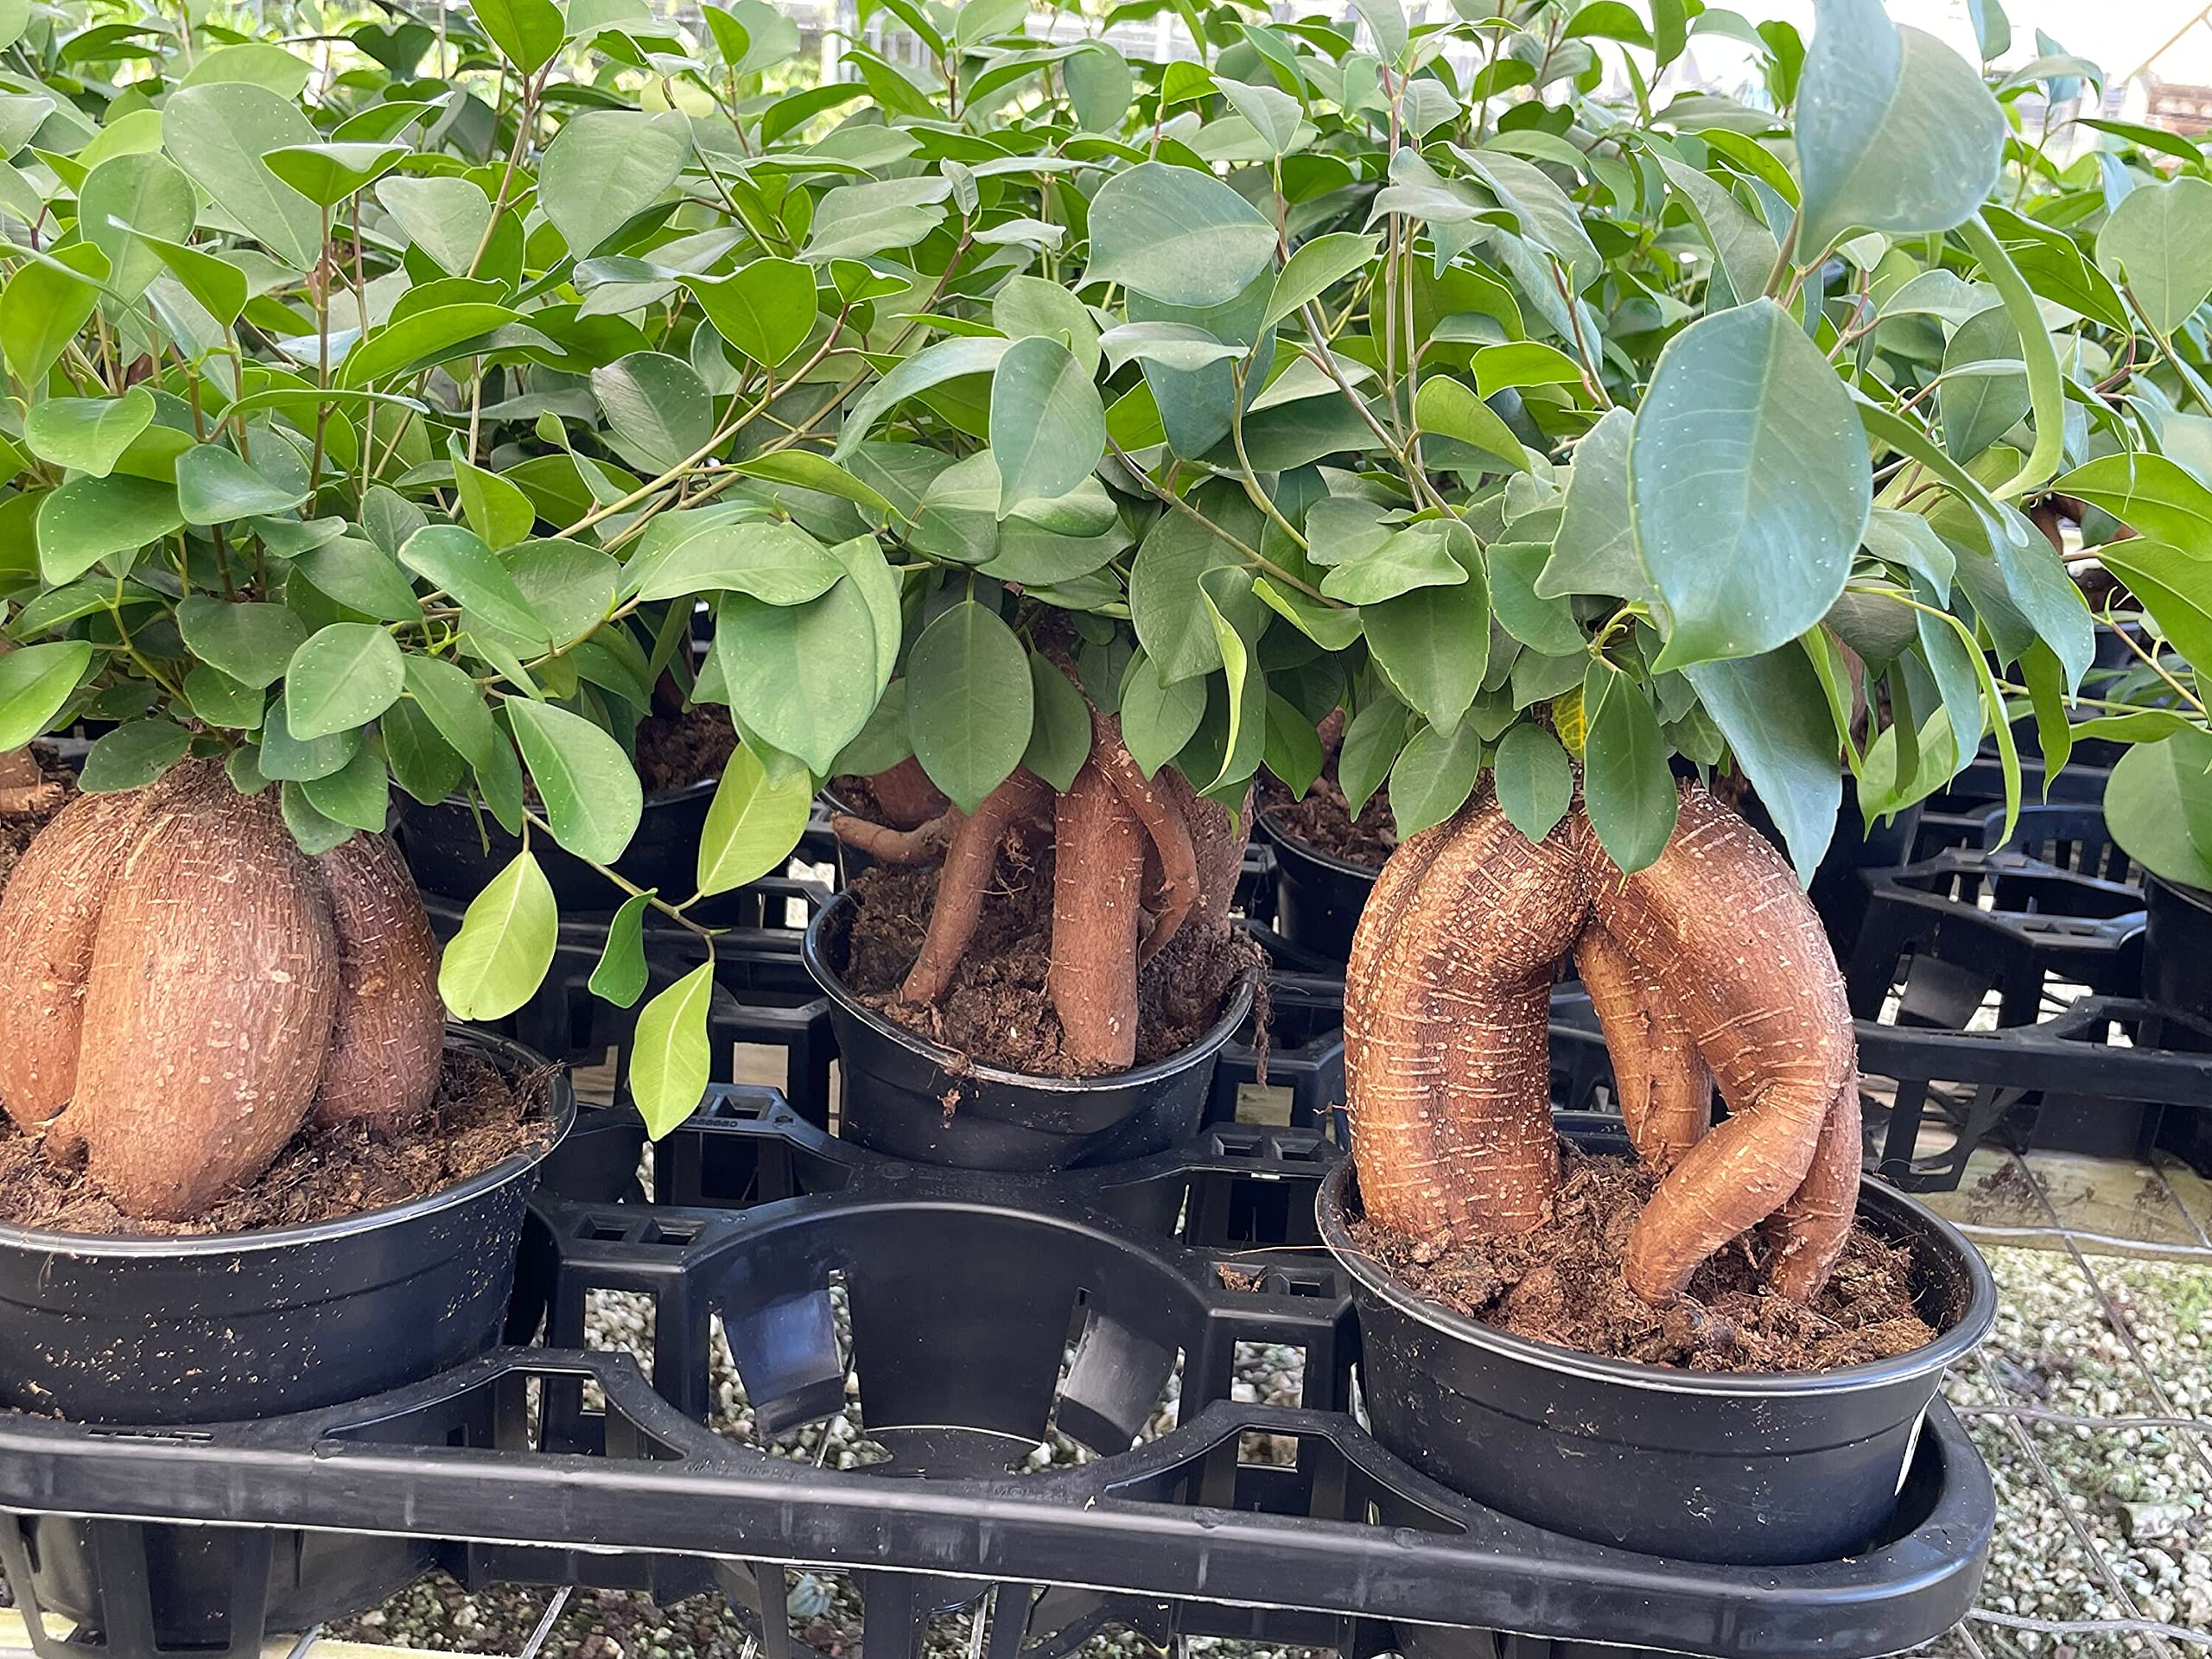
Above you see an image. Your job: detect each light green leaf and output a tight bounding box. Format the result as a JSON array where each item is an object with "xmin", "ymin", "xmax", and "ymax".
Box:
[
  {"xmin": 1682, "ymin": 647, "xmax": 1842, "ymax": 882},
  {"xmin": 1085, "ymin": 161, "xmax": 1280, "ymax": 308},
  {"xmin": 23, "ymin": 388, "xmax": 154, "ymax": 478},
  {"xmin": 264, "ymin": 141, "xmax": 408, "ymax": 207},
  {"xmin": 2101, "ymin": 541, "xmax": 2212, "ymax": 670},
  {"xmin": 1538, "ymin": 407, "xmax": 1646, "ymax": 600},
  {"xmin": 510, "ymin": 699, "xmax": 643, "ymax": 864},
  {"xmin": 714, "ymin": 580, "xmax": 880, "ymax": 774},
  {"xmin": 833, "ymin": 336, "xmax": 1012, "ymax": 460},
  {"xmin": 1630, "ymin": 298, "xmax": 1869, "ymax": 668},
  {"xmin": 2054, "ymin": 453, "xmax": 2212, "ymax": 547},
  {"xmin": 301, "ymin": 742, "xmax": 391, "ymax": 832},
  {"xmin": 625, "ymin": 510, "xmax": 842, "ymax": 605},
  {"xmin": 542, "ymin": 109, "xmax": 692, "ymax": 258},
  {"xmin": 438, "ymin": 849, "xmax": 558, "ymax": 1021},
  {"xmin": 1414, "ymin": 374, "xmax": 1528, "ymax": 472},
  {"xmin": 2, "ymin": 242, "xmax": 105, "ymax": 385},
  {"xmin": 1263, "ymin": 232, "xmax": 1377, "ymax": 328},
  {"xmin": 907, "ymin": 598, "xmax": 1033, "ymax": 812},
  {"xmin": 1022, "ymin": 652, "xmax": 1093, "ymax": 792},
  {"xmin": 180, "ymin": 41, "xmax": 313, "ymax": 97},
  {"xmin": 35, "ymin": 474, "xmax": 182, "ymax": 583},
  {"xmin": 2106, "ymin": 734, "xmax": 2212, "ymax": 891},
  {"xmin": 80, "ymin": 150, "xmax": 194, "ymax": 303},
  {"xmin": 1363, "ymin": 524, "xmax": 1491, "ymax": 729},
  {"xmin": 399, "ymin": 524, "xmax": 551, "ymax": 650},
  {"xmin": 1794, "ymin": 0, "xmax": 2006, "ymax": 255},
  {"xmin": 2095, "ymin": 176, "xmax": 2212, "ymax": 335},
  {"xmin": 477, "ymin": 0, "xmax": 568, "ymax": 73},
  {"xmin": 1120, "ymin": 649, "xmax": 1206, "ymax": 778},
  {"xmin": 0, "ymin": 640, "xmax": 92, "ymax": 749},
  {"xmin": 632, "ymin": 963, "xmax": 715, "ymax": 1138},
  {"xmin": 1339, "ymin": 695, "xmax": 1408, "ymax": 819},
  {"xmin": 162, "ymin": 84, "xmax": 322, "ymax": 270},
  {"xmin": 696, "ymin": 741, "xmax": 811, "ymax": 895},
  {"xmin": 1389, "ymin": 718, "xmax": 1484, "ymax": 836},
  {"xmin": 404, "ymin": 653, "xmax": 503, "ymax": 771},
  {"xmin": 376, "ymin": 176, "xmax": 493, "ymax": 276},
  {"xmin": 454, "ymin": 455, "xmax": 538, "ymax": 550},
  {"xmin": 989, "ymin": 335, "xmax": 1105, "ymax": 516}
]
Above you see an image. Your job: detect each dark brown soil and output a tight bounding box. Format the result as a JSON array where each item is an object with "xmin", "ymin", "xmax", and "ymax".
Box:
[
  {"xmin": 0, "ymin": 1051, "xmax": 556, "ymax": 1237},
  {"xmin": 825, "ymin": 773, "xmax": 884, "ymax": 817},
  {"xmin": 1347, "ymin": 1144, "xmax": 1936, "ymax": 1374},
  {"xmin": 0, "ymin": 746, "xmax": 75, "ymax": 893},
  {"xmin": 636, "ymin": 706, "xmax": 737, "ymax": 794},
  {"xmin": 837, "ymin": 854, "xmax": 1260, "ymax": 1077},
  {"xmin": 1262, "ymin": 774, "xmax": 1396, "ymax": 869}
]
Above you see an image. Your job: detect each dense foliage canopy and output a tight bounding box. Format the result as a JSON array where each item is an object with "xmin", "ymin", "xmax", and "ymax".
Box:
[{"xmin": 0, "ymin": 0, "xmax": 2203, "ymax": 1126}]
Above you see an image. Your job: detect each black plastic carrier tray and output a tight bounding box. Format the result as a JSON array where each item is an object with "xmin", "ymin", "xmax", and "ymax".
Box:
[{"xmin": 0, "ymin": 1100, "xmax": 1992, "ymax": 1659}]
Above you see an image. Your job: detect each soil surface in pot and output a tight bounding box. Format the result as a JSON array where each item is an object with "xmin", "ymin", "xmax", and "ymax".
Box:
[
  {"xmin": 1262, "ymin": 773, "xmax": 1395, "ymax": 868},
  {"xmin": 1346, "ymin": 1142, "xmax": 1934, "ymax": 1373},
  {"xmin": 838, "ymin": 856, "xmax": 1260, "ymax": 1077},
  {"xmin": 636, "ymin": 706, "xmax": 737, "ymax": 793},
  {"xmin": 0, "ymin": 746, "xmax": 75, "ymax": 892},
  {"xmin": 0, "ymin": 1052, "xmax": 554, "ymax": 1238}
]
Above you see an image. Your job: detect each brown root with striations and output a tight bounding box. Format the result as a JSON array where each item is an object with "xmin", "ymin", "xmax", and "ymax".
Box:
[
  {"xmin": 831, "ymin": 700, "xmax": 1253, "ymax": 1071},
  {"xmin": 0, "ymin": 761, "xmax": 448, "ymax": 1221},
  {"xmin": 1345, "ymin": 779, "xmax": 1860, "ymax": 1306}
]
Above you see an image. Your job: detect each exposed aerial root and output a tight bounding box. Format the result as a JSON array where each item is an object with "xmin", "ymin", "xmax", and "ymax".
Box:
[
  {"xmin": 865, "ymin": 757, "xmax": 950, "ymax": 829},
  {"xmin": 1346, "ymin": 779, "xmax": 1861, "ymax": 1304},
  {"xmin": 831, "ymin": 807, "xmax": 963, "ymax": 866},
  {"xmin": 1048, "ymin": 759, "xmax": 1146, "ymax": 1070},
  {"xmin": 898, "ymin": 768, "xmax": 1051, "ymax": 1005}
]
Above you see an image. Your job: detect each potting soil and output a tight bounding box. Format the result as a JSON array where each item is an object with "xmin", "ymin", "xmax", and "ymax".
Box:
[
  {"xmin": 839, "ymin": 855, "xmax": 1259, "ymax": 1077},
  {"xmin": 0, "ymin": 1052, "xmax": 554, "ymax": 1237},
  {"xmin": 1263, "ymin": 773, "xmax": 1396, "ymax": 868},
  {"xmin": 1348, "ymin": 1142, "xmax": 1936, "ymax": 1373}
]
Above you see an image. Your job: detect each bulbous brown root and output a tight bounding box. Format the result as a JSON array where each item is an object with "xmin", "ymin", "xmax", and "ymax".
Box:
[
  {"xmin": 1345, "ymin": 780, "xmax": 1860, "ymax": 1306},
  {"xmin": 0, "ymin": 761, "xmax": 448, "ymax": 1221},
  {"xmin": 836, "ymin": 715, "xmax": 1251, "ymax": 1066},
  {"xmin": 0, "ymin": 747, "xmax": 63, "ymax": 817}
]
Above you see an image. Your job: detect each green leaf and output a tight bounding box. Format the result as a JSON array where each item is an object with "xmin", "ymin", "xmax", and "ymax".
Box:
[
  {"xmin": 1128, "ymin": 492, "xmax": 1268, "ymax": 683},
  {"xmin": 1389, "ymin": 717, "xmax": 1484, "ymax": 836},
  {"xmin": 1682, "ymin": 647, "xmax": 1841, "ymax": 882},
  {"xmin": 1065, "ymin": 41, "xmax": 1134, "ymax": 131},
  {"xmin": 592, "ymin": 352, "xmax": 712, "ymax": 474},
  {"xmin": 176, "ymin": 596, "xmax": 309, "ymax": 690},
  {"xmin": 625, "ymin": 511, "xmax": 842, "ymax": 605},
  {"xmin": 685, "ymin": 257, "xmax": 817, "ymax": 368},
  {"xmin": 179, "ymin": 41, "xmax": 313, "ymax": 97},
  {"xmin": 264, "ymin": 141, "xmax": 408, "ymax": 207},
  {"xmin": 696, "ymin": 741, "xmax": 811, "ymax": 895},
  {"xmin": 833, "ymin": 337, "xmax": 1013, "ymax": 460},
  {"xmin": 285, "ymin": 623, "xmax": 405, "ymax": 741},
  {"xmin": 1319, "ymin": 523, "xmax": 1471, "ymax": 605},
  {"xmin": 1580, "ymin": 665, "xmax": 1678, "ymax": 874},
  {"xmin": 454, "ymin": 455, "xmax": 538, "ymax": 550},
  {"xmin": 35, "ymin": 474, "xmax": 182, "ymax": 583},
  {"xmin": 1363, "ymin": 524, "xmax": 1491, "ymax": 729},
  {"xmin": 477, "ymin": 0, "xmax": 568, "ymax": 73},
  {"xmin": 438, "ymin": 849, "xmax": 558, "ymax": 1021},
  {"xmin": 1263, "ymin": 691, "xmax": 1325, "ymax": 801},
  {"xmin": 1263, "ymin": 232, "xmax": 1377, "ymax": 329},
  {"xmin": 2095, "ymin": 176, "xmax": 2212, "ymax": 335},
  {"xmin": 1413, "ymin": 375, "xmax": 1527, "ymax": 472},
  {"xmin": 162, "ymin": 83, "xmax": 322, "ymax": 270},
  {"xmin": 1472, "ymin": 342, "xmax": 1586, "ymax": 399},
  {"xmin": 79, "ymin": 151, "xmax": 195, "ymax": 303},
  {"xmin": 989, "ymin": 335, "xmax": 1106, "ymax": 515},
  {"xmin": 2106, "ymin": 734, "xmax": 2212, "ymax": 891},
  {"xmin": 1538, "ymin": 407, "xmax": 1646, "ymax": 600},
  {"xmin": 589, "ymin": 891, "xmax": 656, "ymax": 1008},
  {"xmin": 995, "ymin": 275, "xmax": 1104, "ymax": 375},
  {"xmin": 298, "ymin": 537, "xmax": 425, "ymax": 622},
  {"xmin": 1200, "ymin": 588, "xmax": 1266, "ymax": 793},
  {"xmin": 257, "ymin": 702, "xmax": 360, "ymax": 782},
  {"xmin": 1655, "ymin": 154, "xmax": 1779, "ymax": 306},
  {"xmin": 185, "ymin": 664, "xmax": 264, "ymax": 731},
  {"xmin": 1938, "ymin": 305, "xmax": 2030, "ymax": 464},
  {"xmin": 301, "ymin": 741, "xmax": 391, "ymax": 832},
  {"xmin": 376, "ymin": 177, "xmax": 493, "ymax": 276},
  {"xmin": 714, "ymin": 580, "xmax": 880, "ymax": 774},
  {"xmin": 510, "ymin": 700, "xmax": 645, "ymax": 864},
  {"xmin": 1491, "ymin": 721, "xmax": 1573, "ymax": 843},
  {"xmin": 23, "ymin": 387, "xmax": 154, "ymax": 478},
  {"xmin": 0, "ymin": 640, "xmax": 92, "ymax": 748},
  {"xmin": 400, "ymin": 524, "xmax": 551, "ymax": 651},
  {"xmin": 1630, "ymin": 299, "xmax": 1869, "ymax": 668},
  {"xmin": 1793, "ymin": 0, "xmax": 2006, "ymax": 254},
  {"xmin": 631, "ymin": 962, "xmax": 715, "ymax": 1139},
  {"xmin": 138, "ymin": 232, "xmax": 249, "ymax": 325},
  {"xmin": 1085, "ymin": 161, "xmax": 1280, "ymax": 308},
  {"xmin": 280, "ymin": 780, "xmax": 355, "ymax": 856},
  {"xmin": 1022, "ymin": 652, "xmax": 1093, "ymax": 792},
  {"xmin": 177, "ymin": 444, "xmax": 309, "ymax": 524},
  {"xmin": 1339, "ymin": 696, "xmax": 1408, "ymax": 818},
  {"xmin": 906, "ymin": 598, "xmax": 1033, "ymax": 813},
  {"xmin": 2, "ymin": 242, "xmax": 106, "ymax": 385},
  {"xmin": 404, "ymin": 653, "xmax": 502, "ymax": 770},
  {"xmin": 1120, "ymin": 649, "xmax": 1207, "ymax": 778},
  {"xmin": 340, "ymin": 302, "xmax": 531, "ymax": 389},
  {"xmin": 541, "ymin": 109, "xmax": 691, "ymax": 258},
  {"xmin": 383, "ymin": 696, "xmax": 466, "ymax": 804},
  {"xmin": 77, "ymin": 718, "xmax": 191, "ymax": 793},
  {"xmin": 2054, "ymin": 453, "xmax": 2212, "ymax": 547},
  {"xmin": 2101, "ymin": 541, "xmax": 2212, "ymax": 670}
]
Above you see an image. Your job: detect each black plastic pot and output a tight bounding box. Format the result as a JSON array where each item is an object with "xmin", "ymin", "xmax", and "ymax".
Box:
[
  {"xmin": 0, "ymin": 1027, "xmax": 575, "ymax": 1424},
  {"xmin": 802, "ymin": 891, "xmax": 1254, "ymax": 1169},
  {"xmin": 1255, "ymin": 808, "xmax": 1380, "ymax": 963},
  {"xmin": 2145, "ymin": 871, "xmax": 2212, "ymax": 1018},
  {"xmin": 1319, "ymin": 1116, "xmax": 1997, "ymax": 1567},
  {"xmin": 397, "ymin": 779, "xmax": 718, "ymax": 910}
]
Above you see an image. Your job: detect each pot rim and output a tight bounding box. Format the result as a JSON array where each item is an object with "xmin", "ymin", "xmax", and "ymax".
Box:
[
  {"xmin": 2145, "ymin": 869, "xmax": 2212, "ymax": 916},
  {"xmin": 1315, "ymin": 1151, "xmax": 1998, "ymax": 1398},
  {"xmin": 1255, "ymin": 804, "xmax": 1386, "ymax": 884},
  {"xmin": 802, "ymin": 888, "xmax": 1256, "ymax": 1096},
  {"xmin": 0, "ymin": 1027, "xmax": 575, "ymax": 1260}
]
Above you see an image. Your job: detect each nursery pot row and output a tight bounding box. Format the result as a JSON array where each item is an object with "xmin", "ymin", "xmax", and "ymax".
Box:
[
  {"xmin": 397, "ymin": 780, "xmax": 721, "ymax": 910},
  {"xmin": 1318, "ymin": 1117, "xmax": 1997, "ymax": 1567}
]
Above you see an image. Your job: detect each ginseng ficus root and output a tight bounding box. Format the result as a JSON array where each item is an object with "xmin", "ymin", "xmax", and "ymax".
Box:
[
  {"xmin": 1345, "ymin": 779, "xmax": 1860, "ymax": 1306},
  {"xmin": 0, "ymin": 760, "xmax": 445, "ymax": 1221},
  {"xmin": 830, "ymin": 710, "xmax": 1247, "ymax": 1073}
]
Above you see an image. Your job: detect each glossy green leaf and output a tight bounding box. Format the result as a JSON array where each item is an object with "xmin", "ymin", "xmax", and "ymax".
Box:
[
  {"xmin": 1389, "ymin": 717, "xmax": 1484, "ymax": 836},
  {"xmin": 684, "ymin": 258, "xmax": 817, "ymax": 367},
  {"xmin": 2, "ymin": 243, "xmax": 105, "ymax": 385},
  {"xmin": 284, "ymin": 622, "xmax": 404, "ymax": 741},
  {"xmin": 0, "ymin": 639, "xmax": 92, "ymax": 749},
  {"xmin": 589, "ymin": 891, "xmax": 656, "ymax": 1009},
  {"xmin": 511, "ymin": 699, "xmax": 645, "ymax": 863},
  {"xmin": 477, "ymin": 0, "xmax": 567, "ymax": 73},
  {"xmin": 542, "ymin": 109, "xmax": 691, "ymax": 258},
  {"xmin": 2106, "ymin": 734, "xmax": 2212, "ymax": 892},
  {"xmin": 1682, "ymin": 647, "xmax": 1842, "ymax": 882},
  {"xmin": 632, "ymin": 962, "xmax": 715, "ymax": 1138},
  {"xmin": 1491, "ymin": 721, "xmax": 1573, "ymax": 843},
  {"xmin": 439, "ymin": 849, "xmax": 559, "ymax": 1021},
  {"xmin": 2095, "ymin": 176, "xmax": 2212, "ymax": 335},
  {"xmin": 696, "ymin": 741, "xmax": 812, "ymax": 895},
  {"xmin": 176, "ymin": 596, "xmax": 309, "ymax": 690},
  {"xmin": 177, "ymin": 444, "xmax": 310, "ymax": 524},
  {"xmin": 1085, "ymin": 161, "xmax": 1280, "ymax": 308},
  {"xmin": 1580, "ymin": 664, "xmax": 1677, "ymax": 874},
  {"xmin": 906, "ymin": 598, "xmax": 1033, "ymax": 813},
  {"xmin": 36, "ymin": 474, "xmax": 181, "ymax": 583},
  {"xmin": 23, "ymin": 388, "xmax": 154, "ymax": 478},
  {"xmin": 714, "ymin": 580, "xmax": 880, "ymax": 775},
  {"xmin": 1022, "ymin": 651, "xmax": 1093, "ymax": 792},
  {"xmin": 399, "ymin": 525, "xmax": 550, "ymax": 650},
  {"xmin": 162, "ymin": 83, "xmax": 322, "ymax": 270},
  {"xmin": 77, "ymin": 718, "xmax": 191, "ymax": 793},
  {"xmin": 989, "ymin": 335, "xmax": 1106, "ymax": 516},
  {"xmin": 592, "ymin": 352, "xmax": 712, "ymax": 474}
]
